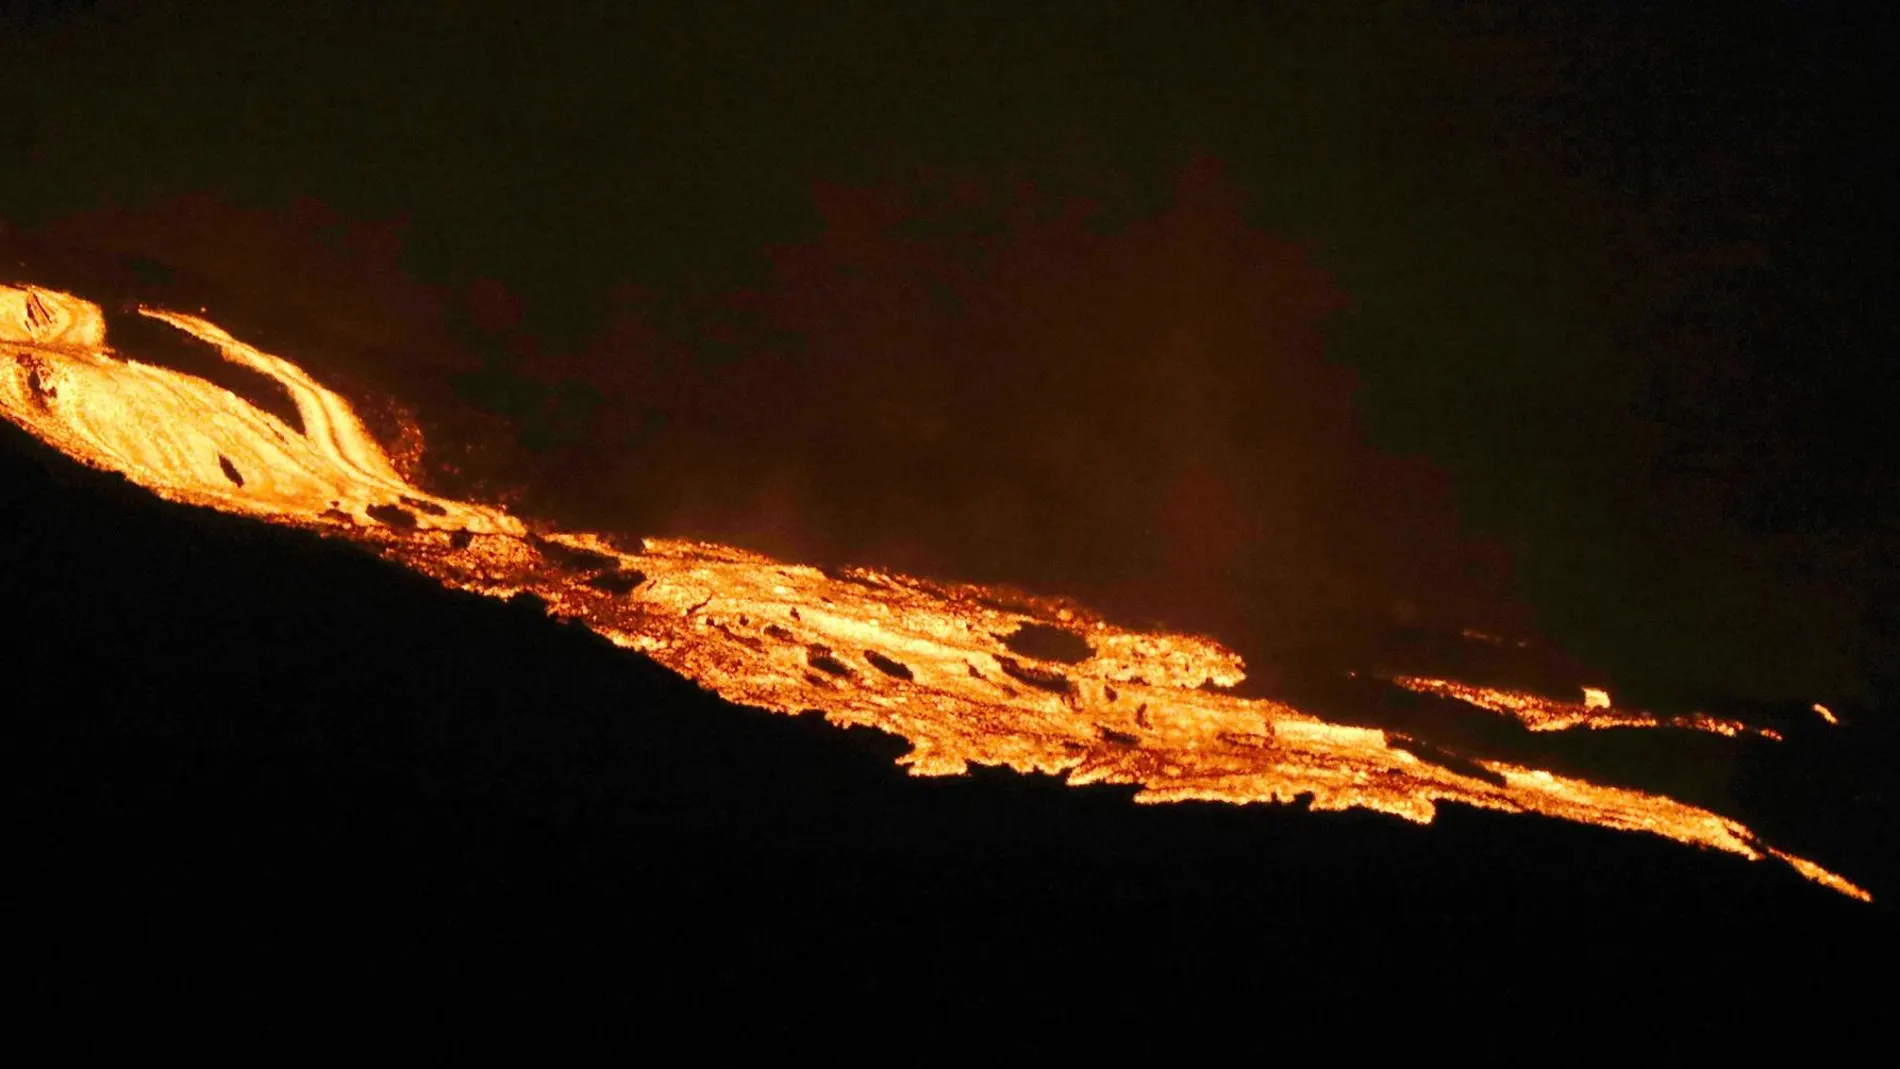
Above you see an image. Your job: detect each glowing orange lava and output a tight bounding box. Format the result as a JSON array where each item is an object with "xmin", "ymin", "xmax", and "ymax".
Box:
[
  {"xmin": 1390, "ymin": 677, "xmax": 1783, "ymax": 740},
  {"xmin": 0, "ymin": 282, "xmax": 1869, "ymax": 901}
]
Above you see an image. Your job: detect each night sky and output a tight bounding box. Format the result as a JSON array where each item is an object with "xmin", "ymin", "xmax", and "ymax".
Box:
[{"xmin": 6, "ymin": 0, "xmax": 1893, "ymax": 707}]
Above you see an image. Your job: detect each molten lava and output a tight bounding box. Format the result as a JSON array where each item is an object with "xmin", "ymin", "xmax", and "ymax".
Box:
[
  {"xmin": 1390, "ymin": 677, "xmax": 1783, "ymax": 740},
  {"xmin": 0, "ymin": 282, "xmax": 1870, "ymax": 901}
]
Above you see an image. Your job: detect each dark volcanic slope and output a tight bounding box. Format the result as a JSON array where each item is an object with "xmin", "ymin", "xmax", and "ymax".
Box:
[{"xmin": 1, "ymin": 422, "xmax": 1888, "ymax": 1050}]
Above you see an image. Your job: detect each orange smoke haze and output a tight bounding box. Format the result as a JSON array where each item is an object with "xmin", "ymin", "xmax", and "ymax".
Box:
[{"xmin": 9, "ymin": 160, "xmax": 1527, "ymax": 677}]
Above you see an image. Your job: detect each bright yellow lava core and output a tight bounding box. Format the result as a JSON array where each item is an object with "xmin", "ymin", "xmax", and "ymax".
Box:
[{"xmin": 0, "ymin": 282, "xmax": 1869, "ymax": 901}]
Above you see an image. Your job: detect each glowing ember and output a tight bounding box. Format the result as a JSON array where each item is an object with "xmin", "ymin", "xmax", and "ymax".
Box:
[
  {"xmin": 0, "ymin": 283, "xmax": 1868, "ymax": 901},
  {"xmin": 1813, "ymin": 703, "xmax": 1841, "ymax": 726}
]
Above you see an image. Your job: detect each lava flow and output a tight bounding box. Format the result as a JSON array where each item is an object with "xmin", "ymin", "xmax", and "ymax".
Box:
[
  {"xmin": 1390, "ymin": 677, "xmax": 1783, "ymax": 740},
  {"xmin": 0, "ymin": 282, "xmax": 1871, "ymax": 901}
]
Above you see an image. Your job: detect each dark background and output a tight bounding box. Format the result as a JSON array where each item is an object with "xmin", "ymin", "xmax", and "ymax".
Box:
[
  {"xmin": 4, "ymin": 0, "xmax": 1895, "ymax": 1049},
  {"xmin": 5, "ymin": 0, "xmax": 1894, "ymax": 705}
]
